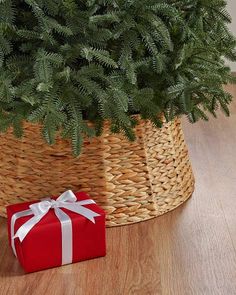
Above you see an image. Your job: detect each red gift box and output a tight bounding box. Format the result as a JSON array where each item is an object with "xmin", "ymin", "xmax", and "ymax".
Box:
[{"xmin": 7, "ymin": 191, "xmax": 106, "ymax": 273}]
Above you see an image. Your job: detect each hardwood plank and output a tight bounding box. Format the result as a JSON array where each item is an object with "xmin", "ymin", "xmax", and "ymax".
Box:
[
  {"xmin": 157, "ymin": 106, "xmax": 236, "ymax": 294},
  {"xmin": 0, "ymin": 218, "xmax": 162, "ymax": 295}
]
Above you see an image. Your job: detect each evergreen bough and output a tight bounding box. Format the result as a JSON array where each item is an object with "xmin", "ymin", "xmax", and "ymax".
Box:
[{"xmin": 0, "ymin": 0, "xmax": 236, "ymax": 155}]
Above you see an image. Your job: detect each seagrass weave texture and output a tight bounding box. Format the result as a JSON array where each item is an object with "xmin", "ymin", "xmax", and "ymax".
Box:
[{"xmin": 0, "ymin": 118, "xmax": 194, "ymax": 227}]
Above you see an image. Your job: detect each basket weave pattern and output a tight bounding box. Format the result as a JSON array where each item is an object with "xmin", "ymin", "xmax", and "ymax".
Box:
[{"xmin": 0, "ymin": 118, "xmax": 194, "ymax": 226}]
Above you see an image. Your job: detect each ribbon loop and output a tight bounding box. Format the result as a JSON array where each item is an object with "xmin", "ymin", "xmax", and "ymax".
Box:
[
  {"xmin": 30, "ymin": 200, "xmax": 51, "ymax": 215},
  {"xmin": 57, "ymin": 190, "xmax": 77, "ymax": 203}
]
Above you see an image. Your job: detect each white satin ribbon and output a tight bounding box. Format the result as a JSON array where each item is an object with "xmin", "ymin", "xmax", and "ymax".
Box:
[{"xmin": 10, "ymin": 190, "xmax": 100, "ymax": 265}]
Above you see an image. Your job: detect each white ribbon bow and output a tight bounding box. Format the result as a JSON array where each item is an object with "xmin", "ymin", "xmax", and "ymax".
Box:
[{"xmin": 11, "ymin": 190, "xmax": 100, "ymax": 265}]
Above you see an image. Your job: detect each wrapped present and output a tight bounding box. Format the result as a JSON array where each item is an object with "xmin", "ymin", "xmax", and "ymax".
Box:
[{"xmin": 7, "ymin": 190, "xmax": 106, "ymax": 273}]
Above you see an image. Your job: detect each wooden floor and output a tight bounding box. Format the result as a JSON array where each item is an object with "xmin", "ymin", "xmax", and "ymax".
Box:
[{"xmin": 1, "ymin": 85, "xmax": 236, "ymax": 295}]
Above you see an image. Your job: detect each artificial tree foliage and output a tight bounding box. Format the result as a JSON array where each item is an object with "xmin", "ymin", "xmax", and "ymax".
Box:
[{"xmin": 0, "ymin": 0, "xmax": 236, "ymax": 155}]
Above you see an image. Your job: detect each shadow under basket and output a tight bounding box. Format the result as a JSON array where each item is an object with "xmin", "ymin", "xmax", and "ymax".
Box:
[{"xmin": 0, "ymin": 118, "xmax": 194, "ymax": 227}]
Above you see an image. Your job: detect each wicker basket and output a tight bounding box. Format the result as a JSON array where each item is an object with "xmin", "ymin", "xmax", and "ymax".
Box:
[{"xmin": 0, "ymin": 117, "xmax": 194, "ymax": 227}]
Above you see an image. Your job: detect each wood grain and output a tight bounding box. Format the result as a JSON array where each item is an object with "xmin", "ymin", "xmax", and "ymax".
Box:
[{"xmin": 1, "ymin": 84, "xmax": 236, "ymax": 295}]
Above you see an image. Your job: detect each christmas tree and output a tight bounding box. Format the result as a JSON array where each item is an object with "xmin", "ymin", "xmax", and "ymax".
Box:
[{"xmin": 0, "ymin": 0, "xmax": 236, "ymax": 155}]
